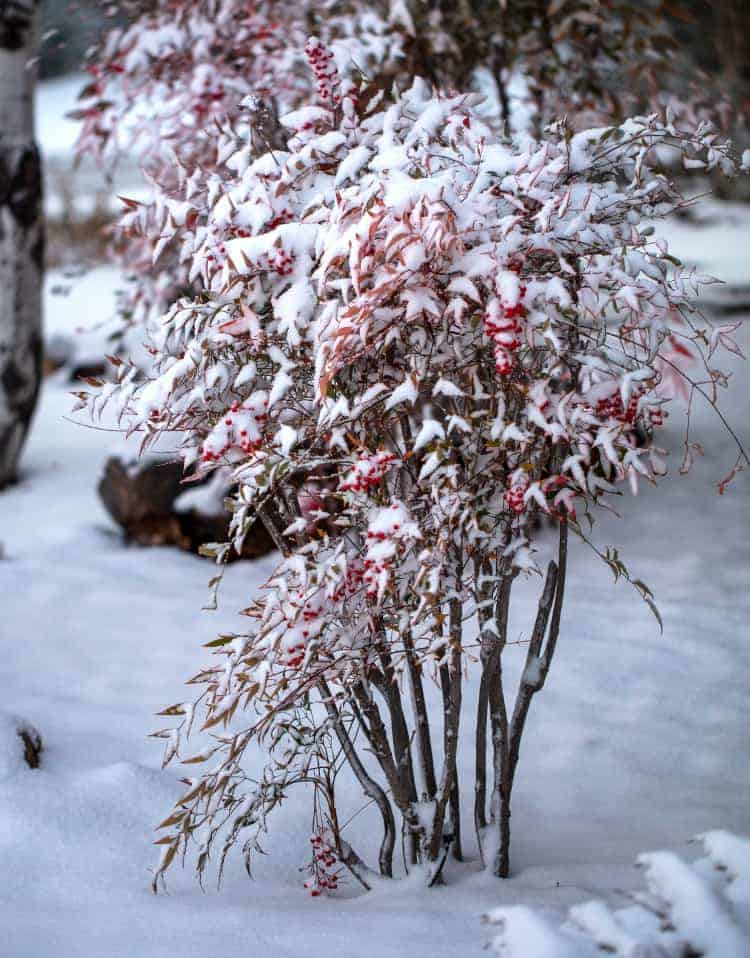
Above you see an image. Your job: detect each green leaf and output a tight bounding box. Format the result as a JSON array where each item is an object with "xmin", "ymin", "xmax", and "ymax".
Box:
[{"xmin": 204, "ymin": 634, "xmax": 235, "ymax": 648}]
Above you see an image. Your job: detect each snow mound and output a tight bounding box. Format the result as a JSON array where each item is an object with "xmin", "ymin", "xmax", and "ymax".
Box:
[
  {"xmin": 486, "ymin": 831, "xmax": 750, "ymax": 957},
  {"xmin": 0, "ymin": 713, "xmax": 42, "ymax": 780}
]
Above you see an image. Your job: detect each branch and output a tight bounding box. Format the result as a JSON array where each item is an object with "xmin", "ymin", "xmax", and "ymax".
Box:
[
  {"xmin": 404, "ymin": 631, "xmax": 438, "ymax": 799},
  {"xmin": 507, "ymin": 559, "xmax": 558, "ymax": 791},
  {"xmin": 318, "ymin": 678, "xmax": 395, "ymax": 878}
]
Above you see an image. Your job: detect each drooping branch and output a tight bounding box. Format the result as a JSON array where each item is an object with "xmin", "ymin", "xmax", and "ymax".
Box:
[{"xmin": 318, "ymin": 678, "xmax": 396, "ymax": 878}]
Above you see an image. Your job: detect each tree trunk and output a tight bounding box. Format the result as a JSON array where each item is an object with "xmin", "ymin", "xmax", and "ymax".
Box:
[{"xmin": 0, "ymin": 0, "xmax": 43, "ymax": 488}]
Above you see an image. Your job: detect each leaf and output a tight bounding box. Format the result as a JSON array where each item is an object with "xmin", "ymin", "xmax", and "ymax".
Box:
[
  {"xmin": 632, "ymin": 578, "xmax": 654, "ymax": 600},
  {"xmin": 203, "ymin": 634, "xmax": 235, "ymax": 648},
  {"xmin": 156, "ymin": 703, "xmax": 185, "ymax": 716},
  {"xmin": 644, "ymin": 597, "xmax": 664, "ymax": 634},
  {"xmin": 180, "ymin": 750, "xmax": 215, "ymax": 765},
  {"xmin": 157, "ymin": 812, "xmax": 186, "ymax": 830}
]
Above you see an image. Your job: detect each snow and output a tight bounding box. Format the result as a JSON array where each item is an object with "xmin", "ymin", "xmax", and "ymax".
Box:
[
  {"xmin": 1, "ymin": 204, "xmax": 749, "ymax": 953},
  {"xmin": 174, "ymin": 469, "xmax": 230, "ymax": 518},
  {"xmin": 35, "ymin": 73, "xmax": 86, "ymax": 158},
  {"xmin": 488, "ymin": 833, "xmax": 750, "ymax": 955},
  {"xmin": 702, "ymin": 830, "xmax": 750, "ymax": 902},
  {"xmin": 37, "ymin": 75, "xmax": 144, "ymax": 222},
  {"xmin": 486, "ymin": 906, "xmax": 588, "ymax": 958},
  {"xmin": 44, "ymin": 267, "xmax": 121, "ymax": 367},
  {"xmin": 637, "ymin": 850, "xmax": 748, "ymax": 957}
]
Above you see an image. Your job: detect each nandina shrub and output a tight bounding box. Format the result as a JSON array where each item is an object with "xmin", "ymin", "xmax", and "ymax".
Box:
[{"xmin": 81, "ymin": 39, "xmax": 747, "ymax": 893}]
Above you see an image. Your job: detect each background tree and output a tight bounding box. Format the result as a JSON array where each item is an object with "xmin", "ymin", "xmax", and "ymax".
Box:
[
  {"xmin": 38, "ymin": 0, "xmax": 125, "ymax": 80},
  {"xmin": 0, "ymin": 0, "xmax": 43, "ymax": 488}
]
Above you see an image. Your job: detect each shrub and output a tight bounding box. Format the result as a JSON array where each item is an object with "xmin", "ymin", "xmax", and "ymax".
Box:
[{"xmin": 79, "ymin": 37, "xmax": 747, "ymax": 892}]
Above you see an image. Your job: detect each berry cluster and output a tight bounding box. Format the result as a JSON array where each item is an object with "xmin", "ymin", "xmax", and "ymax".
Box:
[
  {"xmin": 266, "ymin": 208, "xmax": 294, "ymax": 231},
  {"xmin": 484, "ymin": 291, "xmax": 526, "ymax": 377},
  {"xmin": 302, "ymin": 602, "xmax": 320, "ymax": 624},
  {"xmin": 305, "ymin": 37, "xmax": 340, "ymax": 107},
  {"xmin": 304, "ymin": 833, "xmax": 341, "ymax": 896},
  {"xmin": 190, "ymin": 65, "xmax": 228, "ymax": 120},
  {"xmin": 277, "ymin": 590, "xmax": 327, "ymax": 668},
  {"xmin": 202, "ymin": 238, "xmax": 229, "ymax": 271},
  {"xmin": 363, "ymin": 554, "xmax": 393, "ymax": 597},
  {"xmin": 199, "ymin": 395, "xmax": 269, "ymax": 463},
  {"xmin": 363, "ymin": 504, "xmax": 408, "ymax": 598},
  {"xmin": 595, "ymin": 389, "xmax": 642, "ymax": 425},
  {"xmin": 262, "ymin": 247, "xmax": 295, "ymax": 276},
  {"xmin": 285, "ymin": 643, "xmax": 306, "ymax": 668},
  {"xmin": 648, "ymin": 406, "xmax": 665, "ymax": 429},
  {"xmin": 340, "ymin": 451, "xmax": 397, "ymax": 492},
  {"xmin": 331, "ymin": 559, "xmax": 366, "ymax": 602},
  {"xmin": 230, "ymin": 207, "xmax": 294, "ymax": 237},
  {"xmin": 541, "ymin": 475, "xmax": 576, "ymax": 519},
  {"xmin": 505, "ymin": 472, "xmax": 529, "ymax": 515}
]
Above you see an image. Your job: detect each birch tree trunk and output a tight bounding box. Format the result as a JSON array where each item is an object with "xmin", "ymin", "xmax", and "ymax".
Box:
[{"xmin": 0, "ymin": 0, "xmax": 43, "ymax": 488}]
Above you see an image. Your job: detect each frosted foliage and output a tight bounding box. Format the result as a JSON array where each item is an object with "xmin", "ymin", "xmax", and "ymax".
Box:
[
  {"xmin": 487, "ymin": 831, "xmax": 750, "ymax": 958},
  {"xmin": 74, "ymin": 0, "xmax": 405, "ymax": 333},
  {"xmin": 77, "ymin": 37, "xmax": 746, "ymax": 894},
  {"xmin": 74, "ymin": 1, "xmax": 720, "ymax": 343}
]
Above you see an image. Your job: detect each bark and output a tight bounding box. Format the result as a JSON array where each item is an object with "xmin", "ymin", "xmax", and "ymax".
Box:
[
  {"xmin": 0, "ymin": 0, "xmax": 43, "ymax": 487},
  {"xmin": 440, "ymin": 596, "xmax": 463, "ymax": 861},
  {"xmin": 427, "ymin": 591, "xmax": 463, "ymax": 868},
  {"xmin": 494, "ymin": 560, "xmax": 557, "ymax": 877},
  {"xmin": 374, "ymin": 661, "xmax": 419, "ymax": 807},
  {"xmin": 474, "ymin": 670, "xmax": 488, "ymax": 840},
  {"xmin": 404, "ymin": 631, "xmax": 437, "ymax": 801},
  {"xmin": 475, "ymin": 564, "xmax": 513, "ymax": 864},
  {"xmin": 351, "ymin": 677, "xmax": 425, "ymax": 868},
  {"xmin": 370, "ymin": 622, "xmax": 421, "ymax": 862},
  {"xmin": 494, "ymin": 521, "xmax": 568, "ymax": 878}
]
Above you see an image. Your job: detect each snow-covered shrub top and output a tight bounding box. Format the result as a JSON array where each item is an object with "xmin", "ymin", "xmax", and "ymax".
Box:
[
  {"xmin": 486, "ymin": 830, "xmax": 750, "ymax": 958},
  {"xmin": 81, "ymin": 45, "xmax": 745, "ymax": 886},
  {"xmin": 75, "ymin": 2, "xmax": 741, "ymax": 364},
  {"xmin": 91, "ymin": 63, "xmax": 740, "ymax": 546},
  {"xmin": 74, "ymin": 1, "xmax": 406, "ymax": 332},
  {"xmin": 75, "ymin": 1, "xmax": 403, "ymax": 170}
]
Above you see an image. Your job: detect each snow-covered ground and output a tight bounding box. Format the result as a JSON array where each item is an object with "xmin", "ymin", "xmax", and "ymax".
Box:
[{"xmin": 1, "ymin": 199, "xmax": 749, "ymax": 954}]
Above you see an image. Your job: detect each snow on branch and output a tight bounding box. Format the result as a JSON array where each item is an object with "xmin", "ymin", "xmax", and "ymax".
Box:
[{"xmin": 486, "ymin": 831, "xmax": 750, "ymax": 958}]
